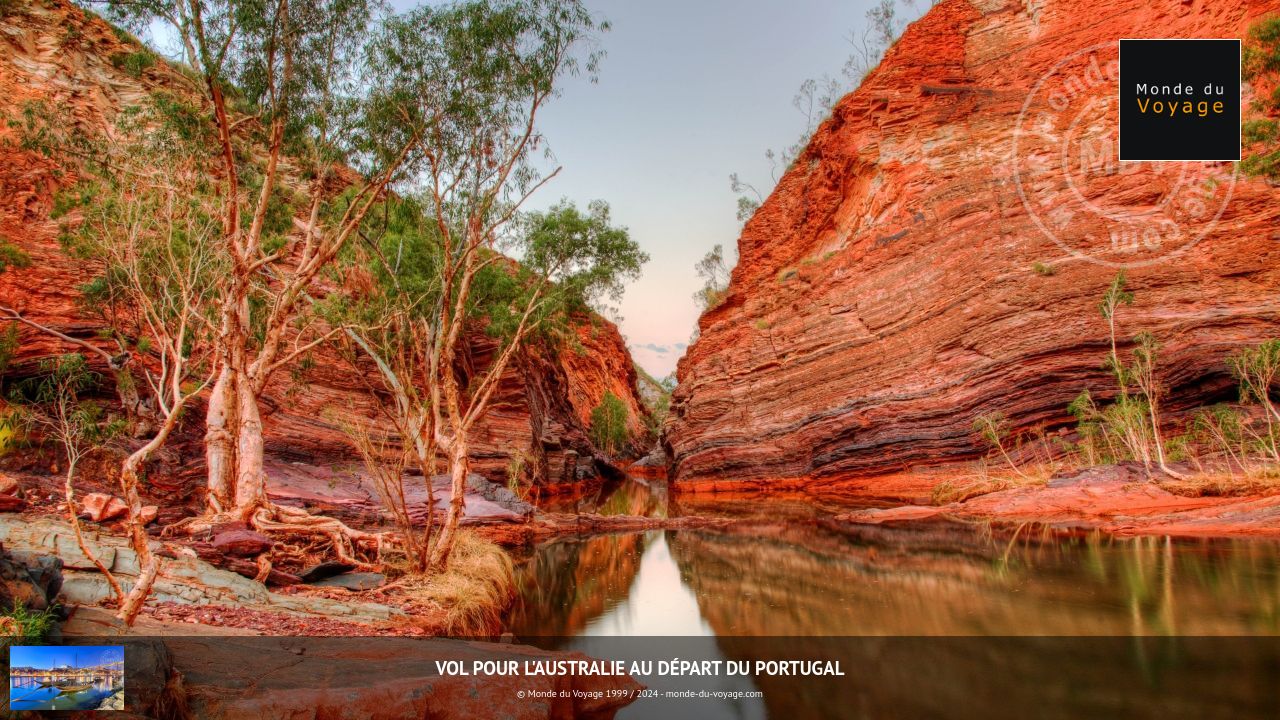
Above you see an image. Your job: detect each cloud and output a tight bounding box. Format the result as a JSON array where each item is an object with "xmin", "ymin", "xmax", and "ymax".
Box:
[
  {"xmin": 674, "ymin": 343, "xmax": 687, "ymax": 350},
  {"xmin": 635, "ymin": 343, "xmax": 671, "ymax": 354}
]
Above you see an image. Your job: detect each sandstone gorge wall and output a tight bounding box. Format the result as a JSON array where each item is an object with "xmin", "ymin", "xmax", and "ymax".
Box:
[
  {"xmin": 667, "ymin": 0, "xmax": 1280, "ymax": 487},
  {"xmin": 0, "ymin": 0, "xmax": 648, "ymax": 491}
]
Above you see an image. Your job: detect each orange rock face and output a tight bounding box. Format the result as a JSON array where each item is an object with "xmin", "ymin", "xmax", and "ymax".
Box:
[
  {"xmin": 668, "ymin": 0, "xmax": 1280, "ymax": 486},
  {"xmin": 0, "ymin": 1, "xmax": 647, "ymax": 492}
]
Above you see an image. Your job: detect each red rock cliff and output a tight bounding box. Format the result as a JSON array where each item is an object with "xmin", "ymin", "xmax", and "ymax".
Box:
[
  {"xmin": 668, "ymin": 0, "xmax": 1280, "ymax": 487},
  {"xmin": 0, "ymin": 0, "xmax": 648, "ymax": 490}
]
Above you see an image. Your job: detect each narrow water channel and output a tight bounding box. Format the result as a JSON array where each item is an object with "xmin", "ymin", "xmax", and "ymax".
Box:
[
  {"xmin": 511, "ymin": 477, "xmax": 1280, "ymax": 638},
  {"xmin": 506, "ymin": 477, "xmax": 1280, "ymax": 718}
]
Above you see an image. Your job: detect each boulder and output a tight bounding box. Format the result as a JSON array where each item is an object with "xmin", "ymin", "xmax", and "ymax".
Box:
[
  {"xmin": 0, "ymin": 545, "xmax": 62, "ymax": 612},
  {"xmin": 80, "ymin": 493, "xmax": 128, "ymax": 523},
  {"xmin": 0, "ymin": 494, "xmax": 25, "ymax": 512},
  {"xmin": 136, "ymin": 505, "xmax": 159, "ymax": 525},
  {"xmin": 0, "ymin": 474, "xmax": 19, "ymax": 495},
  {"xmin": 464, "ymin": 473, "xmax": 535, "ymax": 519},
  {"xmin": 210, "ymin": 529, "xmax": 273, "ymax": 557}
]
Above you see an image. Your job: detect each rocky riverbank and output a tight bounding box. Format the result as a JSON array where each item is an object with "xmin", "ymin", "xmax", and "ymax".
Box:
[{"xmin": 833, "ymin": 465, "xmax": 1280, "ymax": 539}]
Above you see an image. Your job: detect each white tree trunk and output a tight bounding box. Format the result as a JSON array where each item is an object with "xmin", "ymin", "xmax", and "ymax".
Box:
[
  {"xmin": 430, "ymin": 438, "xmax": 469, "ymax": 571},
  {"xmin": 233, "ymin": 377, "xmax": 267, "ymax": 520},
  {"xmin": 204, "ymin": 368, "xmax": 236, "ymax": 512}
]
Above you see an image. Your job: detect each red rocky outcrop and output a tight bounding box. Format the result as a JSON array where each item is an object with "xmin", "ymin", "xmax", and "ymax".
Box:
[
  {"xmin": 668, "ymin": 0, "xmax": 1280, "ymax": 487},
  {"xmin": 0, "ymin": 1, "xmax": 648, "ymax": 498}
]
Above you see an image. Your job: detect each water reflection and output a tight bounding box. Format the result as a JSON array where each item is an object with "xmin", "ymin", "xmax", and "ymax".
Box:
[
  {"xmin": 535, "ymin": 475, "xmax": 668, "ymax": 517},
  {"xmin": 8, "ymin": 677, "xmax": 118, "ymax": 711},
  {"xmin": 515, "ymin": 478, "xmax": 1280, "ymax": 637},
  {"xmin": 509, "ymin": 479, "xmax": 1280, "ymax": 718},
  {"xmin": 668, "ymin": 526, "xmax": 1280, "ymax": 636}
]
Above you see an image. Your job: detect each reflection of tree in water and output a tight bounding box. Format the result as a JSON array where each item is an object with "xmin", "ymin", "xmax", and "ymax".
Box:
[
  {"xmin": 507, "ymin": 532, "xmax": 651, "ymax": 639},
  {"xmin": 666, "ymin": 525, "xmax": 1280, "ymax": 719},
  {"xmin": 665, "ymin": 523, "xmax": 1280, "ymax": 636}
]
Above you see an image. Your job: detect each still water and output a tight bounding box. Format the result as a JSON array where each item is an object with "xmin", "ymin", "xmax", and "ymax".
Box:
[
  {"xmin": 511, "ymin": 477, "xmax": 1280, "ymax": 637},
  {"xmin": 8, "ymin": 677, "xmax": 118, "ymax": 711},
  {"xmin": 507, "ymin": 477, "xmax": 1280, "ymax": 719}
]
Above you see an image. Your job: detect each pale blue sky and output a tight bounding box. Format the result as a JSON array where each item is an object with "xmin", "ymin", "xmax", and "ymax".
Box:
[{"xmin": 504, "ymin": 0, "xmax": 889, "ymax": 377}]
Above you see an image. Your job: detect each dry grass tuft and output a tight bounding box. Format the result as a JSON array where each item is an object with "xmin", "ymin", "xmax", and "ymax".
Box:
[
  {"xmin": 391, "ymin": 531, "xmax": 515, "ymax": 636},
  {"xmin": 1159, "ymin": 465, "xmax": 1280, "ymax": 498},
  {"xmin": 931, "ymin": 462, "xmax": 1057, "ymax": 505}
]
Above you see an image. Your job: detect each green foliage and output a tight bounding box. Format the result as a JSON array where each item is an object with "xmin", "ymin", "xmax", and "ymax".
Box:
[
  {"xmin": 0, "ymin": 238, "xmax": 31, "ymax": 273},
  {"xmin": 240, "ymin": 172, "xmax": 296, "ymax": 251},
  {"xmin": 972, "ymin": 410, "xmax": 1031, "ymax": 477},
  {"xmin": 505, "ymin": 448, "xmax": 532, "ymax": 500},
  {"xmin": 7, "ymin": 354, "xmax": 126, "ymax": 457},
  {"xmin": 693, "ymin": 243, "xmax": 731, "ymax": 311},
  {"xmin": 1065, "ymin": 275, "xmax": 1181, "ymax": 470},
  {"xmin": 1031, "ymin": 261, "xmax": 1056, "ymax": 277},
  {"xmin": 1228, "ymin": 339, "xmax": 1280, "ymax": 405},
  {"xmin": 634, "ymin": 365, "xmax": 673, "ymax": 438},
  {"xmin": 1227, "ymin": 339, "xmax": 1280, "ymax": 461},
  {"xmin": 1243, "ymin": 17, "xmax": 1280, "ymax": 79},
  {"xmin": 1243, "ymin": 16, "xmax": 1280, "ymax": 180},
  {"xmin": 1243, "ymin": 118, "xmax": 1278, "ymax": 145},
  {"xmin": 518, "ymin": 200, "xmax": 646, "ymax": 325},
  {"xmin": 1, "ymin": 601, "xmax": 59, "ymax": 642},
  {"xmin": 0, "ymin": 323, "xmax": 18, "ymax": 377},
  {"xmin": 1191, "ymin": 404, "xmax": 1248, "ymax": 462},
  {"xmin": 1098, "ymin": 271, "xmax": 1134, "ymax": 322},
  {"xmin": 109, "ymin": 50, "xmax": 156, "ymax": 78},
  {"xmin": 1069, "ymin": 384, "xmax": 1171, "ymax": 470},
  {"xmin": 973, "ymin": 412, "xmax": 1011, "ymax": 448},
  {"xmin": 590, "ymin": 391, "xmax": 629, "ymax": 456},
  {"xmin": 10, "ymin": 354, "xmax": 98, "ymax": 406},
  {"xmin": 149, "ymin": 93, "xmax": 217, "ymax": 149},
  {"xmin": 347, "ymin": 194, "xmax": 643, "ymax": 358}
]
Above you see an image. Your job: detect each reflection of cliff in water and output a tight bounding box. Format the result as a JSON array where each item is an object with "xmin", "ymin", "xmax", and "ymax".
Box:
[
  {"xmin": 507, "ymin": 532, "xmax": 649, "ymax": 638},
  {"xmin": 537, "ymin": 475, "xmax": 667, "ymax": 517},
  {"xmin": 666, "ymin": 522, "xmax": 1280, "ymax": 636},
  {"xmin": 667, "ymin": 525, "xmax": 1280, "ymax": 719}
]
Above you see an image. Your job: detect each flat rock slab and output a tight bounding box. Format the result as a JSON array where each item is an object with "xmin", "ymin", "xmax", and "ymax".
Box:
[
  {"xmin": 833, "ymin": 467, "xmax": 1280, "ymax": 539},
  {"xmin": 838, "ymin": 505, "xmax": 946, "ymax": 525},
  {"xmin": 0, "ymin": 517, "xmax": 403, "ymax": 623},
  {"xmin": 310, "ymin": 572, "xmax": 385, "ymax": 591},
  {"xmin": 265, "ymin": 459, "xmax": 533, "ymax": 525}
]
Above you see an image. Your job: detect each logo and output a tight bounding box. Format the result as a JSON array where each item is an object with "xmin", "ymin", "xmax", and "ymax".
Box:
[
  {"xmin": 1013, "ymin": 43, "xmax": 1238, "ymax": 268},
  {"xmin": 1119, "ymin": 39, "xmax": 1241, "ymax": 161}
]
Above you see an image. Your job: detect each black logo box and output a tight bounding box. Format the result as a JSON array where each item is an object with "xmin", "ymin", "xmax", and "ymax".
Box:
[{"xmin": 1119, "ymin": 38, "xmax": 1241, "ymax": 162}]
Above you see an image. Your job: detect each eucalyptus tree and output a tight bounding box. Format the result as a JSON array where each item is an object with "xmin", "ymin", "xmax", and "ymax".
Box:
[
  {"xmin": 347, "ymin": 197, "xmax": 644, "ymax": 570},
  {"xmin": 11, "ymin": 355, "xmax": 126, "ymax": 604},
  {"xmin": 334, "ymin": 0, "xmax": 636, "ymax": 569},
  {"xmin": 94, "ymin": 0, "xmax": 630, "ymax": 572},
  {"xmin": 67, "ymin": 117, "xmax": 227, "ymax": 623},
  {"xmin": 97, "ymin": 0, "xmax": 428, "ymax": 540},
  {"xmin": 9, "ymin": 92, "xmax": 228, "ymax": 623}
]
